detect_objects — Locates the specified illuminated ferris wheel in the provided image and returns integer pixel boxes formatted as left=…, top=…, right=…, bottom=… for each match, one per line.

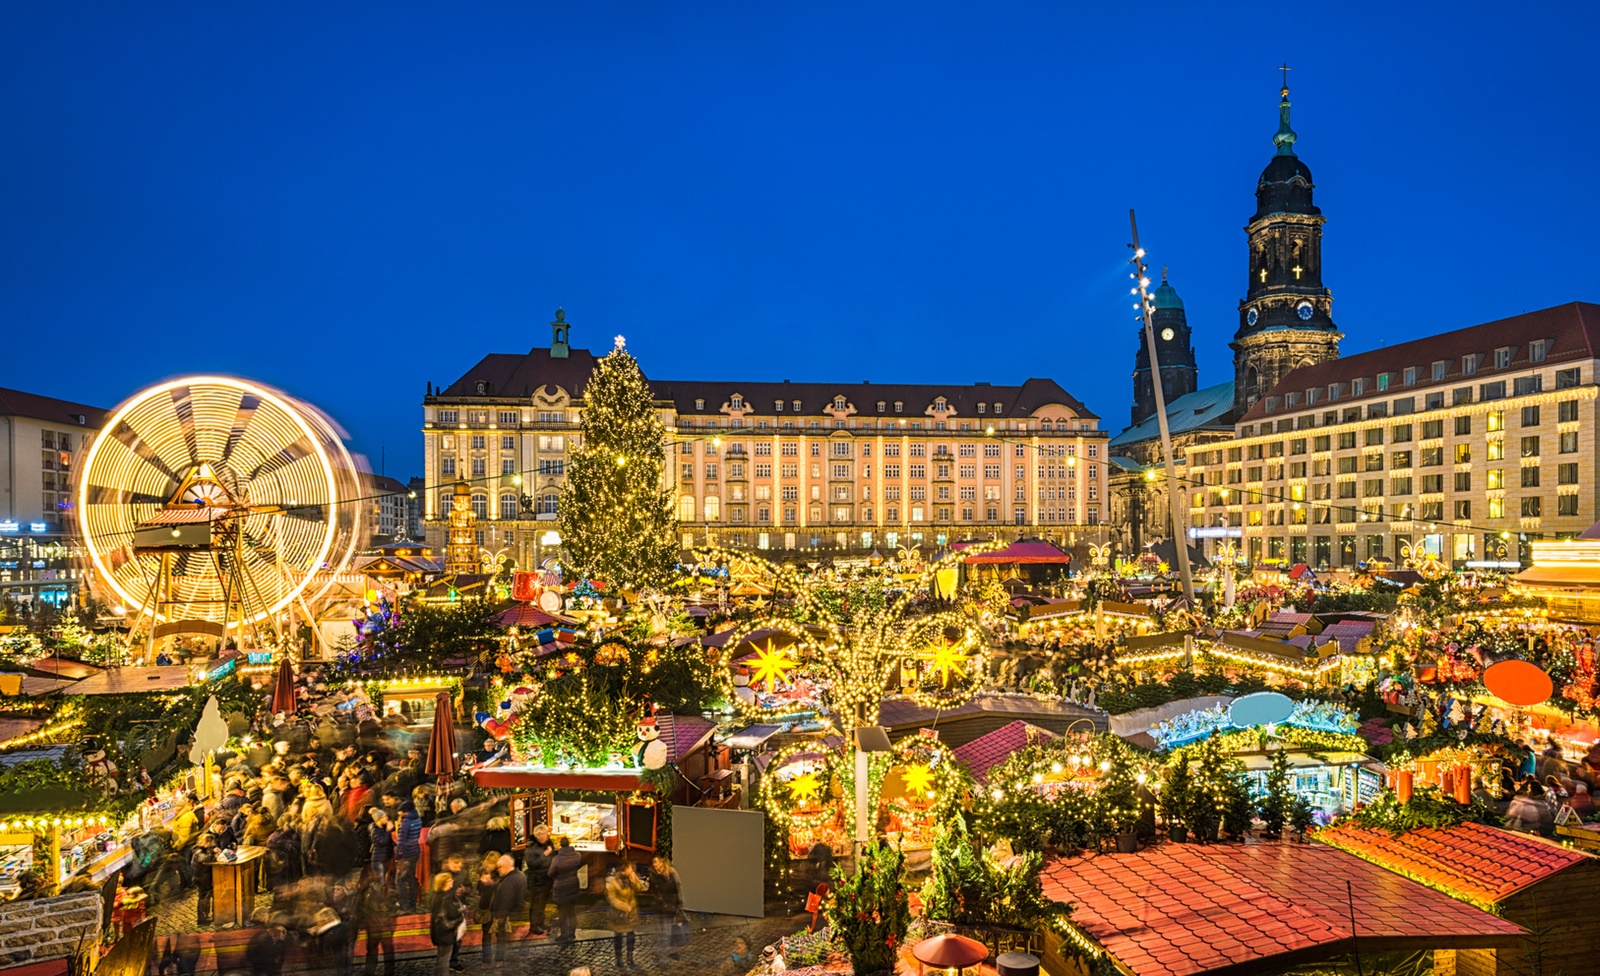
left=74, top=376, right=363, bottom=655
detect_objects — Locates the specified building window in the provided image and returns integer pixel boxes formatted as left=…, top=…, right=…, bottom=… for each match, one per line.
left=439, top=410, right=459, bottom=424
left=471, top=495, right=488, bottom=519
left=1560, top=431, right=1579, bottom=453
left=442, top=458, right=456, bottom=476
left=1556, top=368, right=1582, bottom=389
left=1521, top=436, right=1541, bottom=457
left=704, top=497, right=721, bottom=521
left=1521, top=496, right=1542, bottom=518
left=500, top=492, right=518, bottom=516
left=1559, top=494, right=1580, bottom=516
left=471, top=458, right=486, bottom=477
left=501, top=458, right=516, bottom=475
left=1559, top=463, right=1579, bottom=485
left=537, top=494, right=558, bottom=515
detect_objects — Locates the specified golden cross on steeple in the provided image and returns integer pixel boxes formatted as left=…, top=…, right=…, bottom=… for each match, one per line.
left=1278, top=62, right=1291, bottom=95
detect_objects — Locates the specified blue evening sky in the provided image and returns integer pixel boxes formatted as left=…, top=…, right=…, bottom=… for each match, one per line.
left=3, top=2, right=1595, bottom=477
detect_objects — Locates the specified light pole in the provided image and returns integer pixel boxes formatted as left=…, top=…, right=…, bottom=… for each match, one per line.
left=1128, top=211, right=1194, bottom=604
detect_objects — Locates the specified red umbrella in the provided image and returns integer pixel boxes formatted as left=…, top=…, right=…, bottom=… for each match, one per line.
left=424, top=691, right=459, bottom=783
left=269, top=655, right=296, bottom=715
left=912, top=934, right=988, bottom=971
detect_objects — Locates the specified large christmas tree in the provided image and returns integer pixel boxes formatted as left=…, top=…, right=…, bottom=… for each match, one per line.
left=558, top=337, right=678, bottom=592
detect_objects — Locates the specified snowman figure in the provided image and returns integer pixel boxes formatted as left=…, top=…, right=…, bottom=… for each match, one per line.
left=733, top=666, right=757, bottom=708
left=81, top=738, right=120, bottom=794
left=632, top=716, right=669, bottom=770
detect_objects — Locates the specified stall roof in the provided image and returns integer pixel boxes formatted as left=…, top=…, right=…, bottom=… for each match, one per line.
left=66, top=666, right=195, bottom=695
left=725, top=724, right=784, bottom=750
left=1040, top=843, right=1525, bottom=976
left=0, top=717, right=46, bottom=743
left=951, top=720, right=1056, bottom=785
left=952, top=538, right=1071, bottom=565
left=26, top=659, right=104, bottom=681
left=878, top=694, right=1103, bottom=731
left=1315, top=821, right=1592, bottom=909
left=472, top=765, right=646, bottom=793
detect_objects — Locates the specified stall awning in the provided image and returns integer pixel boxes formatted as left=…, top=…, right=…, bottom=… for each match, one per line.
left=66, top=665, right=195, bottom=695
left=953, top=539, right=1071, bottom=565
left=472, top=764, right=647, bottom=793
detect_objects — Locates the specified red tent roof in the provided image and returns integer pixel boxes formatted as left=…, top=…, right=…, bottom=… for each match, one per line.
left=1040, top=843, right=1524, bottom=976
left=1314, top=821, right=1591, bottom=908
left=492, top=605, right=565, bottom=629
left=953, top=539, right=1071, bottom=564
left=951, top=720, right=1056, bottom=785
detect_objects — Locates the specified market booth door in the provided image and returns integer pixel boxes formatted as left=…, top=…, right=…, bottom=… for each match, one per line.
left=671, top=806, right=764, bottom=917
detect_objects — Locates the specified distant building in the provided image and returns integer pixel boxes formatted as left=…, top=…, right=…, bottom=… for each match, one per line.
left=0, top=387, right=106, bottom=605
left=405, top=476, right=426, bottom=540
left=421, top=311, right=1110, bottom=569
left=360, top=473, right=411, bottom=545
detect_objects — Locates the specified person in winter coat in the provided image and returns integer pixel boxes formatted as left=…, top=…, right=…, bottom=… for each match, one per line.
left=190, top=835, right=218, bottom=925
left=475, top=854, right=498, bottom=964
left=394, top=802, right=424, bottom=912
left=264, top=825, right=302, bottom=892
left=368, top=809, right=395, bottom=886
left=355, top=875, right=399, bottom=976
left=170, top=795, right=200, bottom=852
left=428, top=873, right=464, bottom=976
left=244, top=924, right=287, bottom=976
left=478, top=816, right=513, bottom=866
left=440, top=854, right=470, bottom=972
left=487, top=855, right=526, bottom=966
left=547, top=838, right=583, bottom=944
left=650, top=855, right=685, bottom=958
left=523, top=825, right=555, bottom=937
left=605, top=862, right=646, bottom=969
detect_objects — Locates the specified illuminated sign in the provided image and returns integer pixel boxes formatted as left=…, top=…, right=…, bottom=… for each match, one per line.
left=0, top=521, right=16, bottom=533
left=246, top=651, right=274, bottom=665
left=206, top=658, right=239, bottom=681
left=1188, top=527, right=1243, bottom=539
left=27, top=523, right=47, bottom=534
left=1465, top=560, right=1521, bottom=570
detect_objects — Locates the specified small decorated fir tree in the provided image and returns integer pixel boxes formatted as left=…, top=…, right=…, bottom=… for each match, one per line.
left=1160, top=755, right=1194, bottom=840
left=1258, top=748, right=1292, bottom=839
left=825, top=844, right=911, bottom=976
left=557, top=338, right=678, bottom=593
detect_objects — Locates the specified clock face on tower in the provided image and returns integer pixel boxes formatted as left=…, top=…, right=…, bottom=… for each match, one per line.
left=1297, top=301, right=1315, bottom=321
left=1246, top=307, right=1259, bottom=327
left=1160, top=328, right=1175, bottom=341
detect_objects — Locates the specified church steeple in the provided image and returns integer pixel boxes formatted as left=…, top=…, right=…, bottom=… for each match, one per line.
left=1131, top=269, right=1199, bottom=427
left=550, top=307, right=570, bottom=359
left=1231, top=73, right=1341, bottom=416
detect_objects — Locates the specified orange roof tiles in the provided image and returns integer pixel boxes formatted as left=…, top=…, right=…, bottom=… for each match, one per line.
left=950, top=720, right=1056, bottom=785
left=1314, top=821, right=1590, bottom=908
left=1039, top=842, right=1524, bottom=976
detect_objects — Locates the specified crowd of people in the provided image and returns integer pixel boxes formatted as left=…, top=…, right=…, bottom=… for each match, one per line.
left=137, top=681, right=710, bottom=976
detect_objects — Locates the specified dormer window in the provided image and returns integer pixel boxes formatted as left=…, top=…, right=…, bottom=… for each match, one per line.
left=1530, top=339, right=1549, bottom=363
left=1041, top=419, right=1053, bottom=430
left=695, top=399, right=705, bottom=411
left=774, top=399, right=783, bottom=412
left=934, top=397, right=948, bottom=411
left=1351, top=378, right=1365, bottom=396
left=976, top=403, right=986, bottom=414
left=476, top=381, right=487, bottom=394
left=1462, top=354, right=1481, bottom=376
left=1494, top=347, right=1514, bottom=369
left=1327, top=383, right=1341, bottom=401
left=1286, top=391, right=1299, bottom=408
left=1306, top=388, right=1318, bottom=405
left=833, top=396, right=846, bottom=411
left=876, top=401, right=885, bottom=413
left=894, top=401, right=903, bottom=413
left=792, top=400, right=801, bottom=412
left=1404, top=367, right=1417, bottom=386
left=993, top=403, right=1002, bottom=413
left=1432, top=360, right=1449, bottom=381
left=730, top=394, right=744, bottom=409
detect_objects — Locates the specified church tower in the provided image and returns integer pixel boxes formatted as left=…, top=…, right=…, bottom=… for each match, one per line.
left=1131, top=270, right=1199, bottom=426
left=1231, top=75, right=1341, bottom=416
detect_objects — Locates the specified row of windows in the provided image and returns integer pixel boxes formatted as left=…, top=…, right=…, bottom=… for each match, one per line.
left=435, top=410, right=566, bottom=425
left=1251, top=367, right=1581, bottom=428
left=438, top=434, right=568, bottom=452
left=1263, top=345, right=1560, bottom=415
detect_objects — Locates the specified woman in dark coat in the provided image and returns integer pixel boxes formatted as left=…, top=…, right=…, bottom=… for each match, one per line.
left=547, top=838, right=583, bottom=944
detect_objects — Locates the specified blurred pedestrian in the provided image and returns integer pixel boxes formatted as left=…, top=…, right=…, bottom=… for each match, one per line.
left=355, top=873, right=398, bottom=976
left=488, top=855, right=526, bottom=967
left=429, top=872, right=465, bottom=976
left=605, top=862, right=645, bottom=969
left=394, top=802, right=423, bottom=911
left=475, top=853, right=499, bottom=963
left=524, top=825, right=554, bottom=938
left=650, top=855, right=685, bottom=958
left=547, top=838, right=582, bottom=944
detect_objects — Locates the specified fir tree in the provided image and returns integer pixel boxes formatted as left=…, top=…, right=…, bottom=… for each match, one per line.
left=1160, top=755, right=1194, bottom=838
left=824, top=844, right=911, bottom=976
left=1258, top=748, right=1292, bottom=839
left=557, top=339, right=678, bottom=592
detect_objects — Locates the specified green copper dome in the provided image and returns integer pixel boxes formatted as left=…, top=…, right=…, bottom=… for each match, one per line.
left=1151, top=276, right=1184, bottom=311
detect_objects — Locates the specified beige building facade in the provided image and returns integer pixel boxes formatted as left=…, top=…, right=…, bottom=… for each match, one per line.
left=1180, top=303, right=1600, bottom=570
left=0, top=388, right=105, bottom=604
left=420, top=315, right=1110, bottom=569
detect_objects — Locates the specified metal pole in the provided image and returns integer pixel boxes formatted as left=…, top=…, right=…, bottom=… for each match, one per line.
left=1129, top=210, right=1194, bottom=604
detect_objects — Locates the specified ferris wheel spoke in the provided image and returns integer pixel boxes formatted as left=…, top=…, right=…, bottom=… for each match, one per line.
left=80, top=484, right=171, bottom=507
left=218, top=392, right=263, bottom=468
left=104, top=422, right=182, bottom=485
left=247, top=436, right=315, bottom=482
left=168, top=386, right=203, bottom=469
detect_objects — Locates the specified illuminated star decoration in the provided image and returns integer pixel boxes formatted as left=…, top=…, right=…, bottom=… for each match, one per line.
left=749, top=639, right=799, bottom=691
left=786, top=771, right=822, bottom=803
left=900, top=764, right=935, bottom=797
left=921, top=638, right=970, bottom=688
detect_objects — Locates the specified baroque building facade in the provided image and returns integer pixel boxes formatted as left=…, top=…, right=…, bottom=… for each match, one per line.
left=421, top=313, right=1110, bottom=569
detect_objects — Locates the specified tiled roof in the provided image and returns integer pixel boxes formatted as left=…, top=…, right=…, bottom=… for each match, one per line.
left=877, top=694, right=1103, bottom=731
left=1318, top=621, right=1375, bottom=654
left=656, top=714, right=716, bottom=763
left=0, top=387, right=106, bottom=429
left=1314, top=821, right=1591, bottom=908
left=363, top=473, right=410, bottom=494
left=1110, top=381, right=1235, bottom=448
left=1241, top=302, right=1600, bottom=424
left=950, top=720, right=1056, bottom=785
left=653, top=375, right=1098, bottom=422
left=1040, top=843, right=1525, bottom=976
left=432, top=344, right=1099, bottom=421
left=1267, top=612, right=1314, bottom=625
left=951, top=538, right=1071, bottom=564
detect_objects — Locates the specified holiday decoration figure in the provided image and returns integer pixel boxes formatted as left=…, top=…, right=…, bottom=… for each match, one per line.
left=633, top=715, right=668, bottom=770
left=81, top=738, right=120, bottom=793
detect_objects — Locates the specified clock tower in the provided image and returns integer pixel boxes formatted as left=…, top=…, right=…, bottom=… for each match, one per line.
left=1131, top=270, right=1198, bottom=426
left=1231, top=77, right=1342, bottom=417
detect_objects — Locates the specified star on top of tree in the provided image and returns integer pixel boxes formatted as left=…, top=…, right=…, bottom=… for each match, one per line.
left=614, top=334, right=626, bottom=350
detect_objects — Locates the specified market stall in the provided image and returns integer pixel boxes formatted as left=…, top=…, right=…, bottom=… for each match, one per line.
left=472, top=767, right=662, bottom=886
